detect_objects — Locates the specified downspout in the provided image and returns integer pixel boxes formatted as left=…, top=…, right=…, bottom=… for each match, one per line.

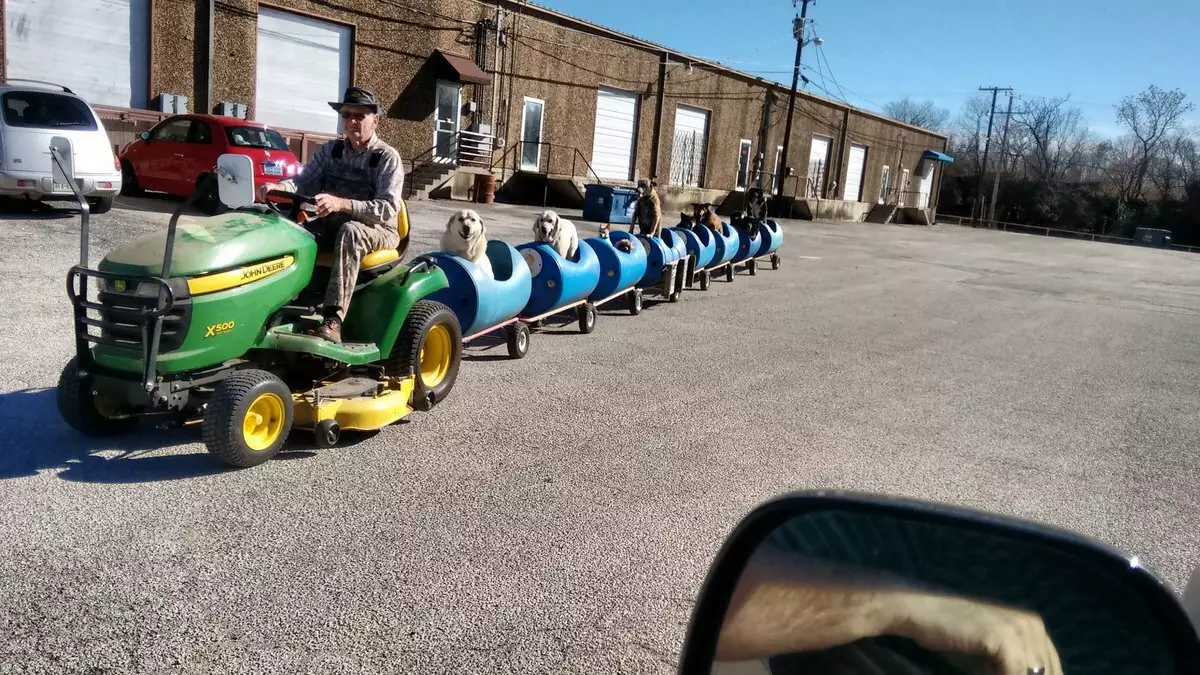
left=489, top=4, right=503, bottom=135
left=833, top=105, right=848, bottom=199
left=756, top=91, right=773, bottom=192
left=197, top=0, right=214, bottom=114
left=649, top=51, right=667, bottom=181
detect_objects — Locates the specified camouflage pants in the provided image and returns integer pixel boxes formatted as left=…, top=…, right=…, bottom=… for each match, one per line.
left=320, top=217, right=400, bottom=321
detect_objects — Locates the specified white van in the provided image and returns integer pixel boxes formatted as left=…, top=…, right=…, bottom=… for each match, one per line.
left=0, top=79, right=122, bottom=213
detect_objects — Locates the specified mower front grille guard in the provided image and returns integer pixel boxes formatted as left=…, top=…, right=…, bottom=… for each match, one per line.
left=66, top=266, right=178, bottom=397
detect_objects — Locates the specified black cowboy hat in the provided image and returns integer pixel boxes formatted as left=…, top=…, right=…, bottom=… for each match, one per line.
left=328, top=86, right=381, bottom=114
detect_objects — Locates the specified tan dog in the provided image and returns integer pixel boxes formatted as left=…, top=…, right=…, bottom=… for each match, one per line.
left=441, top=208, right=493, bottom=279
left=533, top=209, right=579, bottom=259
left=632, top=178, right=662, bottom=237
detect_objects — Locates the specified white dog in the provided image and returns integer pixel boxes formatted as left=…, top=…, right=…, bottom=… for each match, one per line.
left=441, top=208, right=493, bottom=279
left=533, top=209, right=579, bottom=260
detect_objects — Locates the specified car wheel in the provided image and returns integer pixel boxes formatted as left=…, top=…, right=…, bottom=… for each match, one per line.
left=87, top=197, right=113, bottom=214
left=119, top=160, right=144, bottom=197
left=196, top=175, right=225, bottom=216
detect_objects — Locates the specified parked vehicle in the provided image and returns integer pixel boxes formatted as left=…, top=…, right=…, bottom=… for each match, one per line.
left=119, top=114, right=303, bottom=215
left=0, top=79, right=122, bottom=213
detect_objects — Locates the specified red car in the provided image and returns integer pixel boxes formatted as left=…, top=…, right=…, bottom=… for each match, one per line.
left=119, top=114, right=304, bottom=214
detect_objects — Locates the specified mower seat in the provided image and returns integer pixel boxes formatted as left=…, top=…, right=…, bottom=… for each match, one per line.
left=315, top=199, right=411, bottom=273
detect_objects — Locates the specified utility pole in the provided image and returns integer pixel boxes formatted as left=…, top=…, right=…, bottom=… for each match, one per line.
left=775, top=0, right=815, bottom=207
left=986, top=91, right=1015, bottom=224
left=974, top=85, right=1011, bottom=223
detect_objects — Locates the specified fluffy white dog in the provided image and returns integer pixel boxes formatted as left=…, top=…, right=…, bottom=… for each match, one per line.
left=441, top=208, right=493, bottom=279
left=532, top=209, right=579, bottom=260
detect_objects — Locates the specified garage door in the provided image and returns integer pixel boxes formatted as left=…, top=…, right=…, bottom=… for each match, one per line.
left=842, top=143, right=867, bottom=201
left=807, top=135, right=831, bottom=197
left=4, top=0, right=150, bottom=108
left=590, top=88, right=639, bottom=181
left=669, top=105, right=709, bottom=187
left=256, top=7, right=352, bottom=135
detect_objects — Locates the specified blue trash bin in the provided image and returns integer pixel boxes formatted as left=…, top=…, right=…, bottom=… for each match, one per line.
left=582, top=184, right=638, bottom=224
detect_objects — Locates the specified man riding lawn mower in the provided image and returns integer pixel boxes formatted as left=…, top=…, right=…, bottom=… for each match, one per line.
left=55, top=87, right=464, bottom=468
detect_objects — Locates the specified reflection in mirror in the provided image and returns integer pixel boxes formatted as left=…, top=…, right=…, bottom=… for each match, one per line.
left=215, top=153, right=255, bottom=210
left=709, top=509, right=1175, bottom=675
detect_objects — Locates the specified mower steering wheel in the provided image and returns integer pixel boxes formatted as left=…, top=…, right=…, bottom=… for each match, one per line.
left=265, top=189, right=317, bottom=222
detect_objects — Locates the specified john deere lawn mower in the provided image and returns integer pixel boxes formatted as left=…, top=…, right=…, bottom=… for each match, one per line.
left=55, top=152, right=463, bottom=468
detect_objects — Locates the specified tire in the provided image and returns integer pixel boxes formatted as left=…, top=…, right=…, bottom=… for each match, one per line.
left=772, top=253, right=781, bottom=270
left=699, top=270, right=710, bottom=291
left=87, top=196, right=113, bottom=214
left=749, top=259, right=758, bottom=276
left=726, top=264, right=735, bottom=282
left=196, top=175, right=226, bottom=216
left=386, top=299, right=462, bottom=412
left=314, top=419, right=341, bottom=448
left=56, top=357, right=139, bottom=437
left=119, top=160, right=144, bottom=197
left=202, top=369, right=293, bottom=468
left=629, top=288, right=643, bottom=316
left=507, top=322, right=530, bottom=359
left=577, top=302, right=596, bottom=334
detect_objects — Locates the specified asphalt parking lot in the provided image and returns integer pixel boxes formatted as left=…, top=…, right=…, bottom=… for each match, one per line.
left=2, top=193, right=1200, bottom=673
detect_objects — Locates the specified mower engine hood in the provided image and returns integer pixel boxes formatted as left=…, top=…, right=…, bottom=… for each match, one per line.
left=98, top=211, right=314, bottom=279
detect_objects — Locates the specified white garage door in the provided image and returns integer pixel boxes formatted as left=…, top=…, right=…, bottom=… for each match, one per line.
left=591, top=88, right=638, bottom=181
left=256, top=7, right=352, bottom=135
left=4, top=0, right=150, bottom=108
left=807, top=135, right=831, bottom=197
left=843, top=143, right=867, bottom=201
left=669, top=105, right=709, bottom=188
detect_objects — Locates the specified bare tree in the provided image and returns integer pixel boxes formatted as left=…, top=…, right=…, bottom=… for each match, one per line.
left=1012, top=95, right=1090, bottom=184
left=883, top=97, right=951, bottom=131
left=945, top=93, right=995, bottom=175
left=1114, top=85, right=1195, bottom=200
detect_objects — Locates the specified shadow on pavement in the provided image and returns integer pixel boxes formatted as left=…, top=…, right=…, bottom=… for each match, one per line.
left=0, top=197, right=78, bottom=221
left=0, top=387, right=338, bottom=484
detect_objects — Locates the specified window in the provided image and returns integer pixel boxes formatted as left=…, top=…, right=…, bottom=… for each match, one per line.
left=226, top=126, right=290, bottom=150
left=1, top=91, right=97, bottom=130
left=190, top=121, right=213, bottom=144
left=771, top=145, right=783, bottom=193
left=879, top=165, right=890, bottom=204
left=736, top=139, right=753, bottom=191
left=150, top=119, right=192, bottom=142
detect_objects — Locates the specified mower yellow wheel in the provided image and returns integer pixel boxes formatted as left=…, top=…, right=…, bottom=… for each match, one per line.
left=242, top=392, right=287, bottom=451
left=419, top=323, right=454, bottom=388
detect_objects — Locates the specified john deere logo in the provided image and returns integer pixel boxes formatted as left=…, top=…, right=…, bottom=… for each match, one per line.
left=113, top=280, right=127, bottom=292
left=241, top=258, right=288, bottom=281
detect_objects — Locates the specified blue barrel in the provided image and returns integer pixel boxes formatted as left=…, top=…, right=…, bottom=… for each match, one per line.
left=672, top=227, right=716, bottom=270
left=582, top=184, right=639, bottom=224
left=585, top=234, right=648, bottom=301
left=427, top=241, right=533, bottom=337
left=635, top=234, right=678, bottom=287
left=660, top=227, right=690, bottom=262
left=757, top=220, right=784, bottom=256
left=710, top=222, right=739, bottom=266
left=732, top=223, right=768, bottom=262
left=517, top=241, right=601, bottom=318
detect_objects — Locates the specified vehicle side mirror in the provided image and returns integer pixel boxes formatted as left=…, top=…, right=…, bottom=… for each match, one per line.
left=215, top=153, right=256, bottom=209
left=680, top=491, right=1200, bottom=675
left=139, top=131, right=150, bottom=141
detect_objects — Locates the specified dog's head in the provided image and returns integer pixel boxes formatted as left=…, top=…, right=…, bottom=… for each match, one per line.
left=598, top=223, right=612, bottom=239
left=678, top=211, right=696, bottom=228
left=447, top=209, right=485, bottom=243
left=533, top=210, right=561, bottom=242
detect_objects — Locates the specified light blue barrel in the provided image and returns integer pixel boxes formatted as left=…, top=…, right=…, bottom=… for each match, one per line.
left=427, top=241, right=533, bottom=337
left=710, top=222, right=739, bottom=266
left=635, top=234, right=677, bottom=287
left=516, top=241, right=601, bottom=318
left=757, top=220, right=784, bottom=256
left=673, top=226, right=716, bottom=270
left=585, top=234, right=648, bottom=301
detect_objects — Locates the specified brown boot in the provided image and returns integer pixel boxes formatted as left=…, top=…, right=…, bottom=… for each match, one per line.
left=306, top=317, right=342, bottom=343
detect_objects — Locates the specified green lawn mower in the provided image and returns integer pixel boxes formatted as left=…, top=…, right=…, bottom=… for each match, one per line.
left=56, top=152, right=463, bottom=468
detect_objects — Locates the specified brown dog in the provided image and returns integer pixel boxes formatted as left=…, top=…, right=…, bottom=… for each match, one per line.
left=632, top=178, right=662, bottom=238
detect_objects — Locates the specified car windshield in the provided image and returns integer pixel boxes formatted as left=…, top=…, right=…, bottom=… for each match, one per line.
left=225, top=126, right=290, bottom=151
left=1, top=90, right=97, bottom=130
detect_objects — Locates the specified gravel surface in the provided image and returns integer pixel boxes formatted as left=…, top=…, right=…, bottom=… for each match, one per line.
left=1, top=193, right=1199, bottom=673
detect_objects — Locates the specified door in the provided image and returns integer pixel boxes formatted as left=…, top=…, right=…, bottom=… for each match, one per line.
left=771, top=145, right=783, bottom=193
left=735, top=139, right=752, bottom=191
left=807, top=135, right=831, bottom=198
left=176, top=118, right=219, bottom=193
left=915, top=160, right=935, bottom=208
left=591, top=88, right=639, bottom=181
left=434, top=80, right=461, bottom=163
left=255, top=7, right=351, bottom=134
left=878, top=165, right=890, bottom=204
left=900, top=168, right=910, bottom=207
left=136, top=117, right=192, bottom=192
left=4, top=0, right=151, bottom=108
left=670, top=105, right=709, bottom=187
left=520, top=97, right=545, bottom=172
left=842, top=143, right=867, bottom=201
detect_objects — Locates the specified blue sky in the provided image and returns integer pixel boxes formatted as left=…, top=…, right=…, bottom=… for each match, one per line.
left=537, top=0, right=1199, bottom=139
